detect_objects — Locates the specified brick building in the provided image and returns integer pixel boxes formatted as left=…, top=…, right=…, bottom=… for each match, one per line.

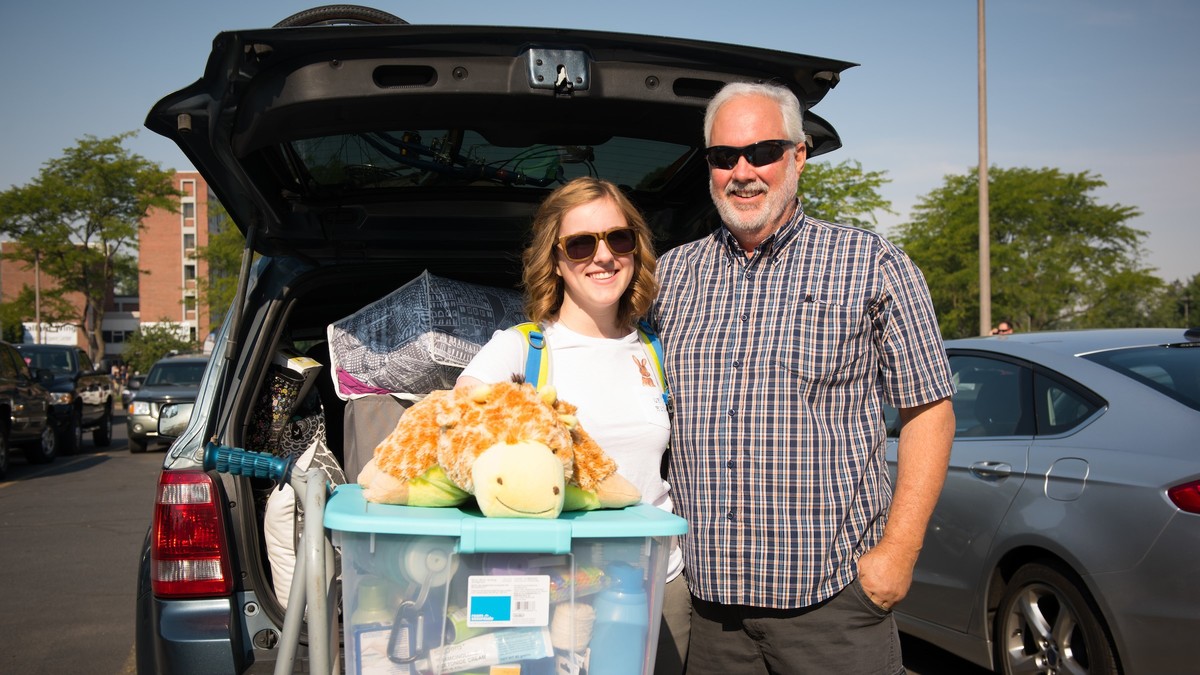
left=138, top=171, right=212, bottom=347
left=0, top=171, right=214, bottom=360
left=0, top=242, right=89, bottom=347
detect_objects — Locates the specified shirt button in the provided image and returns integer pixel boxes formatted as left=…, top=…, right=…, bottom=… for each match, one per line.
left=726, top=510, right=736, bottom=521
left=740, top=313, right=749, bottom=321
left=745, top=272, right=754, bottom=280
left=732, top=359, right=742, bottom=368
left=727, top=408, right=736, bottom=417
left=726, top=459, right=735, bottom=468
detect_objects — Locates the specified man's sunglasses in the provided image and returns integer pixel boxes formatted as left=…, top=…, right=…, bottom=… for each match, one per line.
left=557, top=227, right=638, bottom=262
left=705, top=139, right=796, bottom=170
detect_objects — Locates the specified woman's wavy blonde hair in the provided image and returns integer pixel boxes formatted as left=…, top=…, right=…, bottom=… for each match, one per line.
left=522, top=177, right=658, bottom=329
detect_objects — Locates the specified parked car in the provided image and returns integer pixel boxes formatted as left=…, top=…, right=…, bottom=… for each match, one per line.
left=134, top=5, right=855, bottom=673
left=0, top=340, right=57, bottom=477
left=13, top=343, right=114, bottom=452
left=886, top=328, right=1200, bottom=674
left=126, top=354, right=209, bottom=453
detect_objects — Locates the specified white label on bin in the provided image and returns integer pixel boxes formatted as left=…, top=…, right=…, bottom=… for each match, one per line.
left=467, top=574, right=550, bottom=627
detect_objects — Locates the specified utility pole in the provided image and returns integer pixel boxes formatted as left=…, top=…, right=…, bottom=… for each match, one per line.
left=978, top=0, right=992, bottom=336
left=35, top=249, right=43, bottom=344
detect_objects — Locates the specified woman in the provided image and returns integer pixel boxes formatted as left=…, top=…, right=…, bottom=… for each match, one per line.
left=458, top=177, right=689, bottom=675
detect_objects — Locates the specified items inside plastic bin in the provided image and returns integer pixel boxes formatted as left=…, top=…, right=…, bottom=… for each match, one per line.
left=343, top=534, right=664, bottom=675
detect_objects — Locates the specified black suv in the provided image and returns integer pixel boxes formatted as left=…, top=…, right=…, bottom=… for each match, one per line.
left=135, top=6, right=853, bottom=673
left=0, top=340, right=56, bottom=477
left=13, top=343, right=114, bottom=452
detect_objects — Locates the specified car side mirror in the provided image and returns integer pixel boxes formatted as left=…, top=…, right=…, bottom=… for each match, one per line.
left=158, top=403, right=195, bottom=440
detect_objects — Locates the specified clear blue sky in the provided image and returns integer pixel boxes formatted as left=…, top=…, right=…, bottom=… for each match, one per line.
left=2, top=0, right=1196, bottom=282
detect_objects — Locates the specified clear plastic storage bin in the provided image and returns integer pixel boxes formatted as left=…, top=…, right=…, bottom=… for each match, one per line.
left=326, top=485, right=687, bottom=675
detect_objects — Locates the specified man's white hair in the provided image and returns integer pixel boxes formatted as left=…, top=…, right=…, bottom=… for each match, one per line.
left=703, top=82, right=805, bottom=147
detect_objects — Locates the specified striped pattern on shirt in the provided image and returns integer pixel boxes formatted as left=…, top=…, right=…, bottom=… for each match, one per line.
left=652, top=204, right=954, bottom=608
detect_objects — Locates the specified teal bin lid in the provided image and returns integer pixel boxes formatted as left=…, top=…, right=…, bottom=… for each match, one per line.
left=325, top=485, right=687, bottom=554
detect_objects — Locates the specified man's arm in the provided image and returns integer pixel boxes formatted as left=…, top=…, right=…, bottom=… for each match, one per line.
left=857, top=397, right=954, bottom=610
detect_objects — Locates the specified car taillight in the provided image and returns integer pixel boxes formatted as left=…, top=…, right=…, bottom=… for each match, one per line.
left=151, top=470, right=234, bottom=598
left=1168, top=480, right=1200, bottom=514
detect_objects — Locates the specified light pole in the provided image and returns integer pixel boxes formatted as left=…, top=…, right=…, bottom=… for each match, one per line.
left=978, top=0, right=992, bottom=336
left=34, top=248, right=43, bottom=344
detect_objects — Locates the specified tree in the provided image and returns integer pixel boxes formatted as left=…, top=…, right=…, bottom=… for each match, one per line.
left=0, top=133, right=178, bottom=361
left=798, top=159, right=894, bottom=230
left=194, top=200, right=246, bottom=331
left=894, top=166, right=1157, bottom=338
left=1154, top=274, right=1200, bottom=327
left=122, top=322, right=197, bottom=374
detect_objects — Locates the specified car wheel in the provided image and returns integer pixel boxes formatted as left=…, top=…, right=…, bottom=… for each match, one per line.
left=996, top=562, right=1119, bottom=675
left=58, top=408, right=83, bottom=455
left=273, top=5, right=408, bottom=27
left=25, top=421, right=58, bottom=465
left=0, top=426, right=9, bottom=478
left=93, top=407, right=113, bottom=447
left=129, top=437, right=148, bottom=454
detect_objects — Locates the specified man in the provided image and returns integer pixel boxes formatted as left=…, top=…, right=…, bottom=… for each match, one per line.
left=652, top=82, right=956, bottom=674
left=992, top=321, right=1014, bottom=335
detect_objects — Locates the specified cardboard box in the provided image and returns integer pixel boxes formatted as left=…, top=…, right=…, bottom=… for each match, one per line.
left=326, top=486, right=686, bottom=675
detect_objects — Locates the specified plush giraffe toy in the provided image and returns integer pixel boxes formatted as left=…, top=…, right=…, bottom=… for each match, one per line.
left=357, top=381, right=640, bottom=518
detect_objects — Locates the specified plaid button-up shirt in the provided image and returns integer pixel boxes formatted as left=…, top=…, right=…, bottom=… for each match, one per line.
left=652, top=204, right=954, bottom=608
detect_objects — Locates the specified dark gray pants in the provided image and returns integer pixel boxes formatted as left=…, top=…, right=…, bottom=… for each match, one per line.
left=684, top=577, right=903, bottom=675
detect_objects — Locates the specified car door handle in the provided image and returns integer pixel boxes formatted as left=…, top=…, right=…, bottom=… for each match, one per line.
left=969, top=461, right=1012, bottom=480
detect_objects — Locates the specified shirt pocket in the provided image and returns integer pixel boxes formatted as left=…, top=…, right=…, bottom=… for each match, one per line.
left=773, top=297, right=868, bottom=384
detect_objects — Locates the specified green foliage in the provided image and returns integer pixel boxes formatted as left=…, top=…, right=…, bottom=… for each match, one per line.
left=895, top=166, right=1156, bottom=338
left=0, top=283, right=77, bottom=333
left=194, top=201, right=246, bottom=331
left=0, top=303, right=28, bottom=342
left=1153, top=274, right=1200, bottom=327
left=798, top=159, right=894, bottom=230
left=123, top=322, right=198, bottom=374
left=0, top=133, right=179, bottom=361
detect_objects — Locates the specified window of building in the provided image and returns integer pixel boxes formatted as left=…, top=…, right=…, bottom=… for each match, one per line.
left=180, top=180, right=195, bottom=198
left=183, top=233, right=196, bottom=251
left=182, top=202, right=196, bottom=220
left=184, top=264, right=197, bottom=281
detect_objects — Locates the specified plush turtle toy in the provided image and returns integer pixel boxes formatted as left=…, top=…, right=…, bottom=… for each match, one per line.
left=357, top=381, right=640, bottom=518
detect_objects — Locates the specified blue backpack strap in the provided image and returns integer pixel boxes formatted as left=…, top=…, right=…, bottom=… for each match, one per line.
left=637, top=320, right=669, bottom=406
left=513, top=322, right=550, bottom=387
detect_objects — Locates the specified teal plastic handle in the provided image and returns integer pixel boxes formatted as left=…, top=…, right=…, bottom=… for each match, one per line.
left=203, top=442, right=293, bottom=482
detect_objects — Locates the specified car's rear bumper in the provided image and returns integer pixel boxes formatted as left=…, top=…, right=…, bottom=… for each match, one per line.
left=136, top=535, right=246, bottom=674
left=1089, top=513, right=1200, bottom=671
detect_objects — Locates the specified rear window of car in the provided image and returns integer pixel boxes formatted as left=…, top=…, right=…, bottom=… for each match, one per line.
left=293, top=129, right=693, bottom=193
left=1082, top=344, right=1200, bottom=412
left=19, top=348, right=75, bottom=373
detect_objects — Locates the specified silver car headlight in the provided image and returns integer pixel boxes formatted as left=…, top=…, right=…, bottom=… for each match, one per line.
left=129, top=401, right=152, bottom=416
left=49, top=392, right=75, bottom=405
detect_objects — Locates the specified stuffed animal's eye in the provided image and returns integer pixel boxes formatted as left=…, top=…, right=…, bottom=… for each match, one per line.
left=553, top=486, right=560, bottom=496
left=496, top=477, right=503, bottom=485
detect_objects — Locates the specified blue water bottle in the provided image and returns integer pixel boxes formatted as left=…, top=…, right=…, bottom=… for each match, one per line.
left=587, top=562, right=650, bottom=675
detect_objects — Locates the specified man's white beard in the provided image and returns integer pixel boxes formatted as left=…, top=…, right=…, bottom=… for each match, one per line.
left=710, top=157, right=799, bottom=238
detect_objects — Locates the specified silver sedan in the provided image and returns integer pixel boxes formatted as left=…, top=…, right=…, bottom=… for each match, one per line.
left=887, top=328, right=1200, bottom=674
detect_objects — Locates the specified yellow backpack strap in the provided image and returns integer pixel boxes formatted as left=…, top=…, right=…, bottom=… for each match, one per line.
left=637, top=321, right=669, bottom=406
left=513, top=322, right=550, bottom=388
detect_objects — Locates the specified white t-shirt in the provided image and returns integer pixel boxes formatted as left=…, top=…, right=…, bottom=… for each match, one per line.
left=460, top=321, right=683, bottom=580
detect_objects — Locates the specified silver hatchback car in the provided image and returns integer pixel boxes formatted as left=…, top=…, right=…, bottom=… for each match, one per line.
left=887, top=328, right=1200, bottom=674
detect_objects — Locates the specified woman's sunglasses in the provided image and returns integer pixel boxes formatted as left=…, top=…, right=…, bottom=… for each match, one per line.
left=557, top=227, right=638, bottom=262
left=705, top=139, right=796, bottom=170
